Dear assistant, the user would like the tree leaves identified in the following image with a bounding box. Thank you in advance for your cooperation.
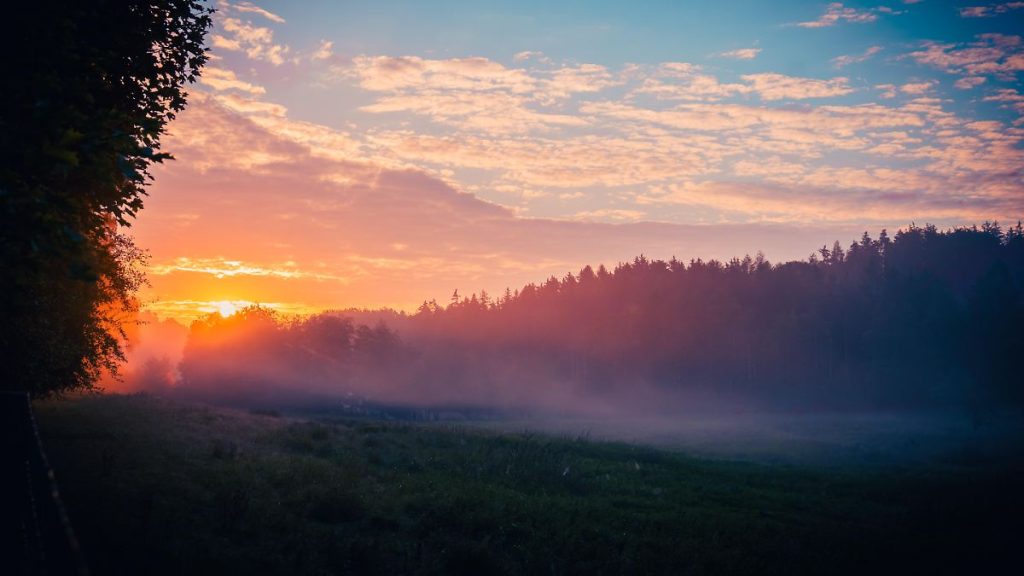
[0,0,212,395]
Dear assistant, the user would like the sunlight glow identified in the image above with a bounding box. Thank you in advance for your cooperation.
[135,0,1024,326]
[203,300,252,317]
[142,299,322,324]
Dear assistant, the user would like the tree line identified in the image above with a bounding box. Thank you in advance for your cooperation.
[1,1,211,395]
[173,223,1024,414]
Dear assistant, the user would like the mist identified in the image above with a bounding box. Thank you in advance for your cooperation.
[109,224,1024,467]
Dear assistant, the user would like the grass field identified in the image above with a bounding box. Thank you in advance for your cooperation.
[35,394,1022,575]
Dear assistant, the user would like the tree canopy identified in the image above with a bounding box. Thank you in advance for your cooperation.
[172,224,1024,415]
[1,1,212,395]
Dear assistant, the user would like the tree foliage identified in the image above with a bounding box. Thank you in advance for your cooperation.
[177,307,410,407]
[410,223,1023,411]
[1,1,212,395]
[176,223,1024,414]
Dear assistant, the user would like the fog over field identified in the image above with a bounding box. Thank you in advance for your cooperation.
[473,412,1024,468]
[9,1,1024,574]
[104,225,1024,470]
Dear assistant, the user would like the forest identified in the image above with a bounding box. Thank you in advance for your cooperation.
[163,222,1024,416]
[8,2,1024,574]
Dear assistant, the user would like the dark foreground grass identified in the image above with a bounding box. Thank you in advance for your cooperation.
[35,394,1021,575]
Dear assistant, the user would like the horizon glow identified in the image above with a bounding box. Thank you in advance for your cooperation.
[133,0,1024,322]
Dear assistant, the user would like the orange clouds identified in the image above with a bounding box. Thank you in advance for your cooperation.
[214,17,291,65]
[909,34,1024,80]
[832,46,883,69]
[133,2,1024,320]
[232,1,286,24]
[347,55,537,93]
[740,73,854,100]
[633,65,853,102]
[200,67,266,95]
[959,2,1024,18]
[795,3,880,28]
[148,257,345,282]
[138,95,890,321]
[344,56,623,135]
[715,48,762,60]
[184,50,1022,227]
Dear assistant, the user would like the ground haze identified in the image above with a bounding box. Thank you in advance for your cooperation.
[37,394,1023,575]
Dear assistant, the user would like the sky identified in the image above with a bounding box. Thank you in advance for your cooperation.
[135,0,1024,322]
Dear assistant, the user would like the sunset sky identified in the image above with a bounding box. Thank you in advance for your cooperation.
[136,0,1024,322]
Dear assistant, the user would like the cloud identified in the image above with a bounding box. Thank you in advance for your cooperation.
[148,257,342,281]
[908,34,1024,80]
[984,88,1024,102]
[832,46,883,68]
[158,92,370,175]
[231,1,286,23]
[954,76,987,89]
[875,84,898,99]
[635,65,853,102]
[983,88,1024,117]
[513,51,553,64]
[199,67,266,95]
[795,3,880,28]
[211,34,241,52]
[150,96,878,316]
[359,91,588,134]
[136,86,1024,319]
[959,2,1024,18]
[365,129,719,189]
[346,55,537,93]
[335,59,1011,199]
[327,53,1019,216]
[214,17,291,65]
[634,163,1016,223]
[741,73,854,100]
[143,299,315,322]
[716,48,762,60]
[547,64,622,98]
[345,56,616,111]
[178,56,1024,238]
[213,93,287,116]
[312,40,333,61]
[583,100,927,140]
[634,65,751,101]
[342,56,624,134]
[899,81,936,95]
[573,209,646,222]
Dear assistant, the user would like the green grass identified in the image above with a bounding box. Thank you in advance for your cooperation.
[35,394,1021,575]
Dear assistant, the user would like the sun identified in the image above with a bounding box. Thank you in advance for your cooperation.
[189,299,269,320]
[212,300,244,317]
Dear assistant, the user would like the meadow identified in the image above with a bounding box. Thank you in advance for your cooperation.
[36,394,1022,575]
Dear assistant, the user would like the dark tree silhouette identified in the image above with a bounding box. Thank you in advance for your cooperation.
[1,1,212,395]
[174,223,1024,416]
